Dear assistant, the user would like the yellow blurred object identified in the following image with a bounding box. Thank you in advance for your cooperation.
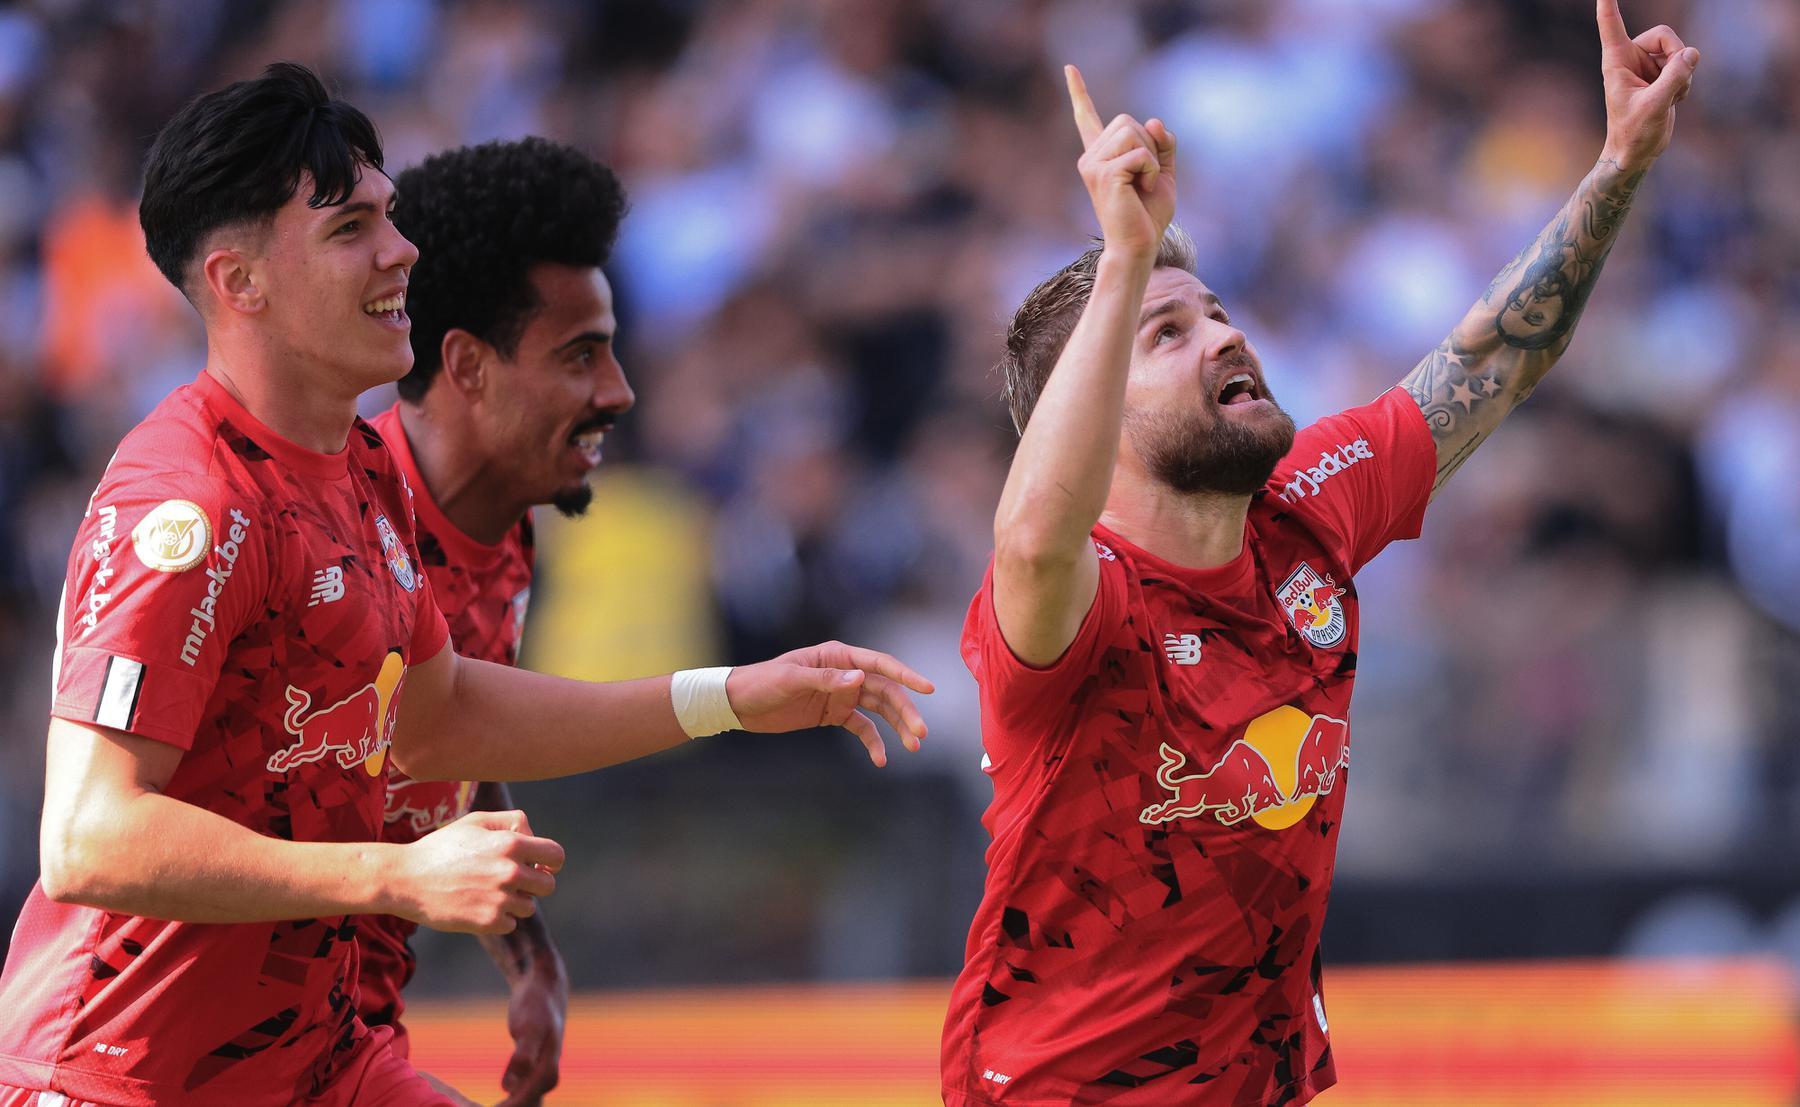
[522,465,719,682]
[405,959,1799,1106]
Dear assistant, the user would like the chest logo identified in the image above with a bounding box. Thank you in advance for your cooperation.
[374,514,418,593]
[131,499,210,572]
[1277,562,1347,648]
[267,649,407,776]
[1140,706,1349,830]
[1162,631,1203,666]
[309,565,346,606]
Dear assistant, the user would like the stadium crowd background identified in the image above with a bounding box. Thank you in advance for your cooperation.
[0,0,1797,1001]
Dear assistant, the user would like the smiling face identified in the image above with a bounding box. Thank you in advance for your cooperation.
[248,166,420,392]
[470,263,634,516]
[1122,267,1297,496]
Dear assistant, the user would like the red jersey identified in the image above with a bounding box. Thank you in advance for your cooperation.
[0,371,449,1106]
[943,389,1434,1107]
[354,406,535,1047]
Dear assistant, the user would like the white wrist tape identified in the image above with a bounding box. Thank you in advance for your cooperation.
[670,666,743,738]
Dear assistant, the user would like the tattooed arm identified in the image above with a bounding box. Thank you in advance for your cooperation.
[1401,0,1699,499]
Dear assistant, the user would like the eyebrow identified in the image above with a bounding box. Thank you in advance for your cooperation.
[1138,293,1227,331]
[553,330,614,353]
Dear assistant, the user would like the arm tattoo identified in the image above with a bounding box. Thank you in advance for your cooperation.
[1402,157,1648,496]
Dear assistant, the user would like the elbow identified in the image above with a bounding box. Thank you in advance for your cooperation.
[39,820,109,906]
[995,518,1085,580]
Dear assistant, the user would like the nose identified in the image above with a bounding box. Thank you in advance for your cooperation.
[594,353,635,414]
[383,223,421,273]
[1203,318,1247,363]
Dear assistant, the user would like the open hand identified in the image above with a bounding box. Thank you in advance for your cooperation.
[726,641,934,767]
[1596,0,1699,171]
[1066,64,1176,259]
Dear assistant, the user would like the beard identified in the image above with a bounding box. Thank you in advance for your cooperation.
[1127,385,1297,497]
[551,482,595,518]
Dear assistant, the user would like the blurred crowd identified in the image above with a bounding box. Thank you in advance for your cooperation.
[2,0,1798,989]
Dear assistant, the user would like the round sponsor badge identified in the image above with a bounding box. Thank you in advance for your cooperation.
[131,499,211,572]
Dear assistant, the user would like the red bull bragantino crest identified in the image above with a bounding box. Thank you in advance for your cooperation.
[374,512,418,593]
[1278,561,1347,648]
[1140,706,1350,830]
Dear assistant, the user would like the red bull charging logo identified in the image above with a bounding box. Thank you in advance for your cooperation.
[385,778,477,834]
[266,650,407,776]
[1139,706,1349,830]
[1277,562,1347,648]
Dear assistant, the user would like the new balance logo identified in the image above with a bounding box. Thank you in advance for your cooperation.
[1163,631,1202,665]
[309,565,346,606]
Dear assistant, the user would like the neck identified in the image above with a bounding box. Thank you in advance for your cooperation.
[1099,474,1252,569]
[204,345,360,454]
[398,400,527,546]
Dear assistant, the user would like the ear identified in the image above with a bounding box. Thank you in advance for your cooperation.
[198,249,264,316]
[439,328,490,396]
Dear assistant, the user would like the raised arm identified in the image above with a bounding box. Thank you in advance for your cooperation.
[1401,0,1698,498]
[992,67,1176,666]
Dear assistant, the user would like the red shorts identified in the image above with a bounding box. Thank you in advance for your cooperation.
[0,1028,455,1106]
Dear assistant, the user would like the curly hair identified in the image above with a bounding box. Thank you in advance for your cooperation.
[393,137,629,402]
[140,62,383,298]
[1000,226,1197,434]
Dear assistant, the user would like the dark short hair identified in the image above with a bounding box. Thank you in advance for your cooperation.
[139,62,384,297]
[393,138,629,402]
[1000,226,1198,434]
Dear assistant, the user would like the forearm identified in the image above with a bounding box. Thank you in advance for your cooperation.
[395,655,688,782]
[43,788,397,921]
[1403,153,1648,494]
[470,781,563,984]
[994,248,1153,558]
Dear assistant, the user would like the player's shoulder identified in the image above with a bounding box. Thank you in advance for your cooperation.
[102,382,263,504]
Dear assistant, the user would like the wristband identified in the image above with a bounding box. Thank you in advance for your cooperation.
[670,666,743,738]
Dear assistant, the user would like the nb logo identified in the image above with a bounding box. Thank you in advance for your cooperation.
[1162,631,1202,665]
[308,565,346,606]
[981,1069,1014,1086]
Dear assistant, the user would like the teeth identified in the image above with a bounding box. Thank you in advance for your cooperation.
[363,293,406,314]
[571,430,605,449]
[1225,373,1252,387]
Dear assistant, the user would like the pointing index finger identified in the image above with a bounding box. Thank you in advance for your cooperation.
[1065,64,1104,147]
[1596,0,1631,51]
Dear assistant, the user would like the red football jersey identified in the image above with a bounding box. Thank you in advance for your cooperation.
[943,389,1434,1106]
[354,406,535,1048]
[0,371,449,1106]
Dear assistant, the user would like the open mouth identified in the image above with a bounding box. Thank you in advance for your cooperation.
[569,426,610,468]
[1217,372,1263,407]
[362,291,407,326]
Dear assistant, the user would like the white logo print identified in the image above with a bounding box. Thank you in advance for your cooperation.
[180,508,251,666]
[1277,438,1374,505]
[981,1069,1014,1086]
[1162,632,1203,665]
[77,505,120,637]
[309,566,346,606]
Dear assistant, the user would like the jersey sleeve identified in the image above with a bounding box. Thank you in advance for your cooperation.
[1270,387,1436,573]
[52,472,271,750]
[961,540,1129,755]
[410,569,450,664]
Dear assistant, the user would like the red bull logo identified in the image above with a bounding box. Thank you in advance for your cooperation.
[385,778,477,834]
[1277,562,1347,648]
[1140,706,1349,830]
[266,650,407,776]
